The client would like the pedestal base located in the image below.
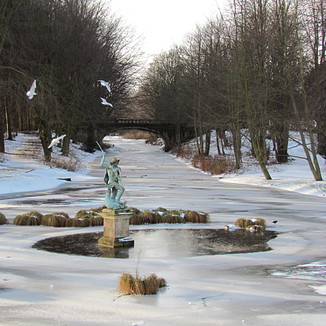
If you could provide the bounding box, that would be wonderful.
[98,209,134,248]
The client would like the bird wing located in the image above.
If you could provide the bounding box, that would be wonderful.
[48,140,55,148]
[105,83,112,93]
[26,80,37,99]
[57,134,66,141]
[31,80,36,92]
[98,79,111,93]
[48,134,66,148]
[100,97,111,105]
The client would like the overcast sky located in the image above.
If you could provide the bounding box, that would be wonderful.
[107,0,228,62]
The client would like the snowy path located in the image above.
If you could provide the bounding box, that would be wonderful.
[1,137,326,325]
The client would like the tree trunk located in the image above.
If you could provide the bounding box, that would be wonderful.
[39,127,52,162]
[317,129,326,157]
[251,130,272,180]
[0,101,5,152]
[61,134,70,156]
[273,124,289,163]
[4,99,13,140]
[257,158,272,180]
[215,129,222,155]
[231,127,242,170]
[290,91,323,181]
[204,130,210,156]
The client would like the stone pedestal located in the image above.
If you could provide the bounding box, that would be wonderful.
[98,209,134,248]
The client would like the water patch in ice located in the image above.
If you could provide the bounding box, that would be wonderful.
[33,228,277,259]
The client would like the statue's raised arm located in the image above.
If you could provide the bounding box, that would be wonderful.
[100,153,111,169]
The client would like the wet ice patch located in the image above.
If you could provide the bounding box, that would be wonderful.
[310,285,326,296]
[272,261,326,282]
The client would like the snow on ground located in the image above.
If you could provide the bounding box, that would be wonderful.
[0,131,325,197]
[0,133,97,195]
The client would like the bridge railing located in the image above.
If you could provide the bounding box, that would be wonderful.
[114,119,171,125]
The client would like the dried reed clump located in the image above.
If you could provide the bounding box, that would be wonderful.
[129,207,209,225]
[41,212,69,227]
[13,211,43,226]
[75,209,100,219]
[191,155,235,175]
[254,218,266,227]
[130,210,160,225]
[0,212,9,225]
[50,153,82,172]
[65,218,86,227]
[235,218,253,228]
[119,273,167,295]
[120,130,153,140]
[235,217,266,230]
[184,210,209,223]
[171,144,193,160]
[127,207,141,214]
[87,216,104,226]
[160,214,184,224]
[71,209,104,227]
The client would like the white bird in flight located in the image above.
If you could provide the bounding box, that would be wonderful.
[26,80,37,99]
[100,97,113,107]
[48,134,66,149]
[98,80,112,93]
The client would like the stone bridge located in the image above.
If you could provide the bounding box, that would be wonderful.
[80,119,195,152]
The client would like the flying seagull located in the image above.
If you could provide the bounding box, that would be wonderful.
[100,97,113,107]
[48,134,66,149]
[26,80,37,99]
[98,80,112,93]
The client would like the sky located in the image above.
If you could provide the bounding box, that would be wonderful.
[107,0,228,61]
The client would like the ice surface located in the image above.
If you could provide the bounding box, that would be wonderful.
[1,133,326,325]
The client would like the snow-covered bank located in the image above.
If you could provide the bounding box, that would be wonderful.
[0,133,97,195]
[180,131,326,198]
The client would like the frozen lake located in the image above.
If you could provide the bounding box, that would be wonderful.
[1,137,326,325]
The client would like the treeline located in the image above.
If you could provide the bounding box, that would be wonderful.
[137,0,325,181]
[0,0,140,159]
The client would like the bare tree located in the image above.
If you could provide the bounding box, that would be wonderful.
[0,0,140,158]
[301,0,326,156]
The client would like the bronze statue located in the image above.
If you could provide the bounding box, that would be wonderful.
[101,154,126,209]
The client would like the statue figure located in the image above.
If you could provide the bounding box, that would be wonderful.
[101,154,126,210]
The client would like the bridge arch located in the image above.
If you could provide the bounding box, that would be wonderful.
[93,120,195,152]
[76,120,195,152]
